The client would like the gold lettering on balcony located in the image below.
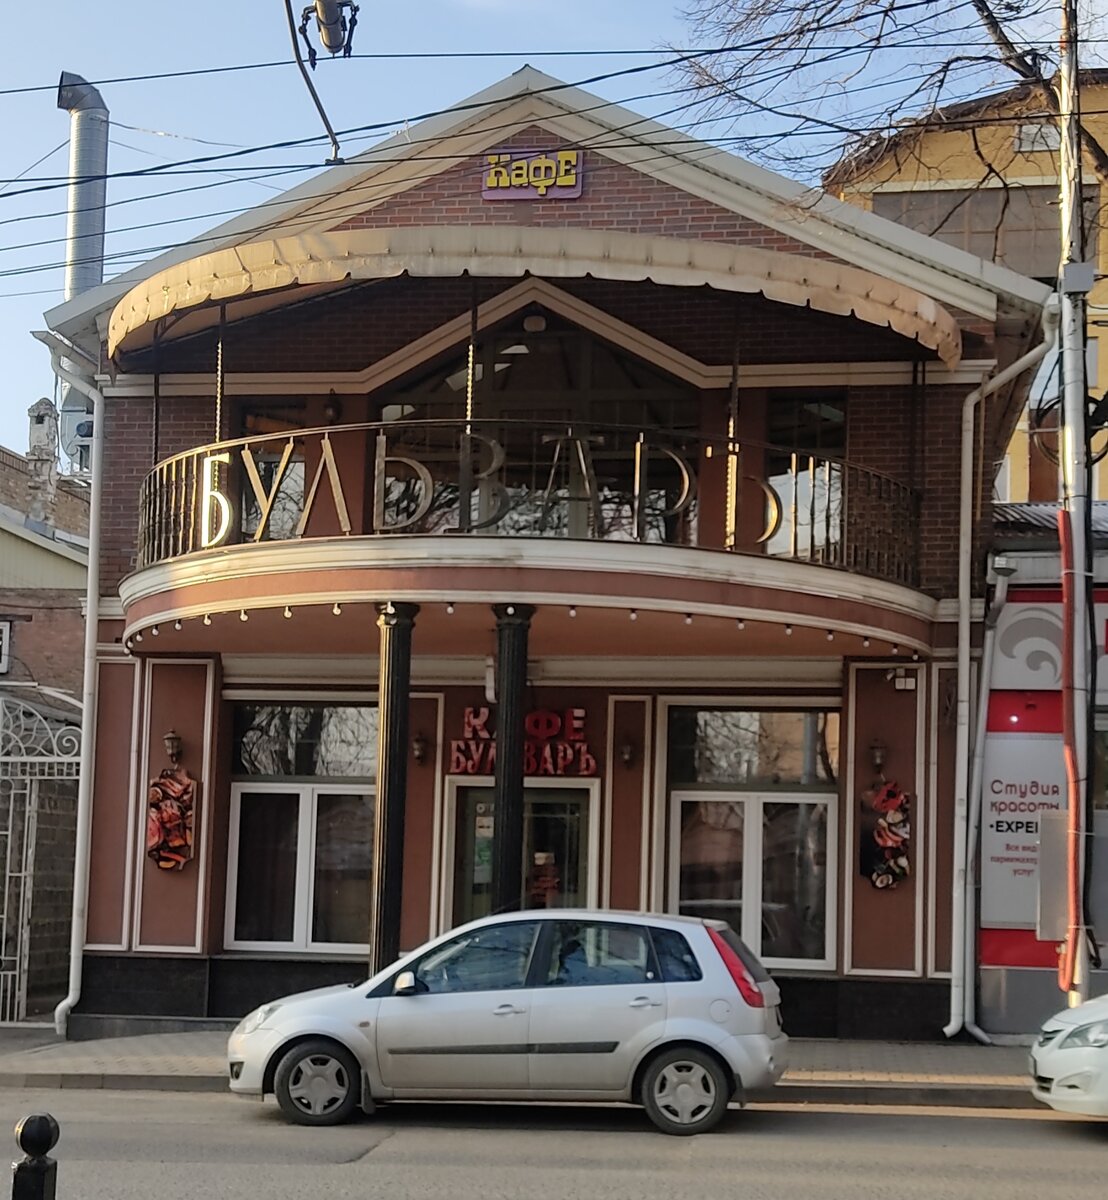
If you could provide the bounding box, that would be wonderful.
[240,440,296,543]
[372,433,434,531]
[200,453,232,548]
[455,433,510,533]
[297,435,352,538]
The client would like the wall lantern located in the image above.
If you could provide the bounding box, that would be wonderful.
[412,732,428,765]
[619,740,636,768]
[869,739,887,773]
[163,729,183,766]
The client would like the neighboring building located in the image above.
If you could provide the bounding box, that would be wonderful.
[41,68,1052,1039]
[0,403,87,1020]
[825,71,1108,503]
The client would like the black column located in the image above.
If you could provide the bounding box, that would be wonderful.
[491,603,535,914]
[370,601,419,972]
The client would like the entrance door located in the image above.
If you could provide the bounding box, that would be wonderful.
[448,779,599,928]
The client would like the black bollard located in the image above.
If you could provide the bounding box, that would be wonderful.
[11,1115,59,1200]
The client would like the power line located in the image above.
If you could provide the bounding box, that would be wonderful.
[0,54,1009,263]
[0,4,1063,195]
[3,34,1104,99]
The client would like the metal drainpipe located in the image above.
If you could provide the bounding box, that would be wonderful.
[946,299,1059,1039]
[33,331,104,1038]
[962,560,1016,1044]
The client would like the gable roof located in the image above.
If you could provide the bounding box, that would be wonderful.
[825,69,1108,189]
[45,65,1050,355]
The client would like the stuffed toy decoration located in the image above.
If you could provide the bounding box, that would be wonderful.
[860,778,912,889]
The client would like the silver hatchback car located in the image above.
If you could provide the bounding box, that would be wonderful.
[227,909,788,1135]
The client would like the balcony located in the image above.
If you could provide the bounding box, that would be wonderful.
[135,419,920,590]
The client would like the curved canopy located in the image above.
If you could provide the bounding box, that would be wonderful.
[108,224,963,365]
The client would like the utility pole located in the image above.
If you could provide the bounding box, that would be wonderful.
[1057,0,1094,1006]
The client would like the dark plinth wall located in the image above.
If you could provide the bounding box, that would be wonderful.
[74,954,951,1040]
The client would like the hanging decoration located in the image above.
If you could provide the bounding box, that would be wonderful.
[859,777,912,889]
[146,766,197,871]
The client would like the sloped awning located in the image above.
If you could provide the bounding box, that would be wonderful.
[107,225,963,365]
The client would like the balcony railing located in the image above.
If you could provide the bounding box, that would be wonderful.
[136,419,920,588]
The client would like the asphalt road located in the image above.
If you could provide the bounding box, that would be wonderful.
[2,1090,1105,1200]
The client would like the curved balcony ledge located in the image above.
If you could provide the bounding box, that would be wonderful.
[136,419,922,593]
[119,535,936,650]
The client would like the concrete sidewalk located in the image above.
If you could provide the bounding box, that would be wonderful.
[0,1028,1036,1108]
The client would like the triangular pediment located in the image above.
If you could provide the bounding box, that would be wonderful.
[47,66,1048,352]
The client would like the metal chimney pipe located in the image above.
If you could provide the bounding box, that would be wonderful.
[57,71,109,301]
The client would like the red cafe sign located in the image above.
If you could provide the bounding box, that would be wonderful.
[448,706,598,777]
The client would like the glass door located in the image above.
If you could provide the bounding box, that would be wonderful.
[671,791,835,969]
[451,783,595,925]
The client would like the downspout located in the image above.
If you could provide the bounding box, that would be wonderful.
[33,330,104,1037]
[962,557,1016,1044]
[946,297,1059,1039]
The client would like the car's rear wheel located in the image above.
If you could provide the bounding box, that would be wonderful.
[640,1047,731,1136]
[273,1038,361,1126]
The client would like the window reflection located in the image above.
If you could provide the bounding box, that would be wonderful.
[233,704,378,778]
[668,708,839,790]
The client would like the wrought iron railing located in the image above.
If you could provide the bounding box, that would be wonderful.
[136,419,920,587]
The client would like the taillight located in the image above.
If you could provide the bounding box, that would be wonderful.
[707,927,764,1008]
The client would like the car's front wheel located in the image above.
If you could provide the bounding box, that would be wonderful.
[273,1038,361,1126]
[640,1047,731,1136]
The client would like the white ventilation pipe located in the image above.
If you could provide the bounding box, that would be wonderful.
[33,331,104,1037]
[946,298,1059,1039]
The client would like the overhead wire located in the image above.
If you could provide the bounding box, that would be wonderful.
[0,0,1066,195]
[0,52,1010,266]
[0,45,1021,283]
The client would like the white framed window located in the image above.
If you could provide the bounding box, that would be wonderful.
[669,790,838,971]
[226,782,374,953]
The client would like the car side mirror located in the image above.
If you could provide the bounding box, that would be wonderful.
[394,970,419,996]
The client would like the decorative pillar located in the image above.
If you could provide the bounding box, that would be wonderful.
[491,603,535,913]
[370,601,419,972]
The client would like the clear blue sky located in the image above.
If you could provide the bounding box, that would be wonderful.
[0,0,691,455]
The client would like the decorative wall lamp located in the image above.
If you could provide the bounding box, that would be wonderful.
[619,740,636,768]
[163,729,183,766]
[411,732,428,765]
[869,739,887,774]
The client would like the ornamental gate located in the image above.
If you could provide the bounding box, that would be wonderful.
[0,695,80,1022]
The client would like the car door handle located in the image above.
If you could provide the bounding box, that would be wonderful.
[629,997,663,1009]
[493,1003,526,1016]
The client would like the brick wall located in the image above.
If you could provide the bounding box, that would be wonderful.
[0,446,89,537]
[334,125,837,257]
[849,382,983,597]
[130,275,930,376]
[0,589,85,696]
[100,396,217,594]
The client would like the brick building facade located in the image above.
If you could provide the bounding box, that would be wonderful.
[41,69,1051,1045]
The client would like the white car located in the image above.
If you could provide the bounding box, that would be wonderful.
[228,909,788,1135]
[1031,993,1108,1116]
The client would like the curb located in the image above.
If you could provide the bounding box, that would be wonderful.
[0,1072,1040,1109]
[763,1082,1040,1110]
[0,1072,227,1093]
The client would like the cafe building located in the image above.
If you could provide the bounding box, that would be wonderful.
[40,68,1052,1038]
